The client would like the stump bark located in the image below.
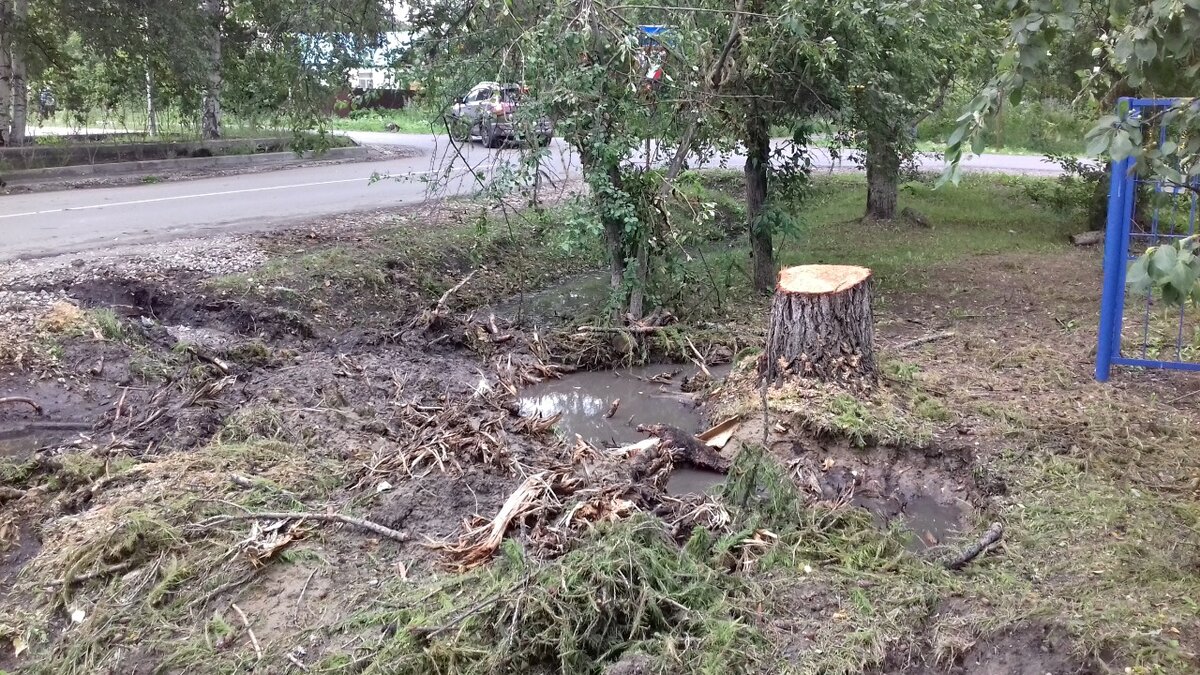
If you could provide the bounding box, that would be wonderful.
[764,265,877,385]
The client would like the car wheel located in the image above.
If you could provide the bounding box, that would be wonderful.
[482,123,501,149]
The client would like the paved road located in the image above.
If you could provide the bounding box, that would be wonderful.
[0,131,1063,261]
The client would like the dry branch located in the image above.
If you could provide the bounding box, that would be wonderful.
[47,560,135,587]
[436,270,477,314]
[577,325,662,335]
[231,602,263,661]
[893,331,956,351]
[946,522,1004,570]
[203,511,408,542]
[0,396,43,414]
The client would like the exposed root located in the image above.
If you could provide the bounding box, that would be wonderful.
[0,396,43,415]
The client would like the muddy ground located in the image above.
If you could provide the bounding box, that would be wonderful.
[1,175,1198,674]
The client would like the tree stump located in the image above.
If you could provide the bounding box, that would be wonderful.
[764,265,877,386]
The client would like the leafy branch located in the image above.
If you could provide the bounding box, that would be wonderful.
[1127,235,1200,307]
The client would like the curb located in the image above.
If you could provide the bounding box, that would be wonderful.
[3,145,371,184]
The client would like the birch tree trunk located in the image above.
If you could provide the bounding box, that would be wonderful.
[0,0,12,146]
[201,0,223,140]
[764,265,877,387]
[8,0,26,146]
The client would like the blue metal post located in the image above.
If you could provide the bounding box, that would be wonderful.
[1096,156,1130,381]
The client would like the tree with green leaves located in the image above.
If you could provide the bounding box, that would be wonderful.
[842,0,994,221]
[945,0,1200,305]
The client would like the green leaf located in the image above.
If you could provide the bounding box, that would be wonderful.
[1169,262,1197,300]
[947,125,967,148]
[1086,132,1111,157]
[1110,132,1134,161]
[1135,39,1157,62]
[1126,255,1153,293]
[1150,244,1179,277]
[1161,140,1179,156]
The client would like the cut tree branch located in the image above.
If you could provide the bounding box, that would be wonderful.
[945,522,1003,570]
[203,511,408,542]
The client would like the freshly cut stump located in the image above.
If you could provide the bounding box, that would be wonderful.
[764,265,877,386]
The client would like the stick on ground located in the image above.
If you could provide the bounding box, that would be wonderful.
[893,331,956,351]
[0,396,43,415]
[204,511,408,542]
[231,602,263,661]
[945,522,1004,570]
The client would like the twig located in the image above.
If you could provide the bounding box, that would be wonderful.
[204,511,408,542]
[577,325,662,335]
[0,396,43,415]
[892,331,956,351]
[604,398,621,419]
[231,602,263,661]
[435,270,477,314]
[287,653,309,671]
[47,560,135,587]
[1166,388,1200,405]
[685,336,711,378]
[188,569,261,609]
[945,522,1004,570]
[294,568,318,620]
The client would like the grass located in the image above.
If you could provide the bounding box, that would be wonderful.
[326,107,440,134]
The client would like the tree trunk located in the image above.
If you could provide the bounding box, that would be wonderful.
[865,133,899,221]
[146,65,159,136]
[764,265,877,386]
[0,0,12,147]
[745,107,774,293]
[628,236,649,320]
[8,0,26,146]
[201,0,223,140]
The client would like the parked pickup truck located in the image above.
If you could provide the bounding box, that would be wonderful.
[448,81,553,148]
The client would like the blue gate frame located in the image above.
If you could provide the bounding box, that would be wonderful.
[1096,97,1200,381]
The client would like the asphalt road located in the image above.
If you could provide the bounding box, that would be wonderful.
[0,131,1064,261]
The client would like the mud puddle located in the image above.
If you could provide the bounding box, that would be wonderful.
[855,493,966,552]
[488,272,609,325]
[666,467,726,496]
[0,424,92,460]
[518,363,731,447]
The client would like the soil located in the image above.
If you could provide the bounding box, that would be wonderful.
[1,194,1197,673]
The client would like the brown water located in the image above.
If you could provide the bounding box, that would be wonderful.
[855,493,966,551]
[518,363,731,447]
[665,467,726,496]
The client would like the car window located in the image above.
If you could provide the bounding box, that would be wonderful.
[500,88,521,103]
[474,88,493,102]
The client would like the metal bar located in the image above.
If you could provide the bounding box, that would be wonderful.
[1096,151,1132,381]
[1111,356,1200,373]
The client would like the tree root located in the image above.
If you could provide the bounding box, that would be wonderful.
[0,396,43,415]
[945,522,1003,570]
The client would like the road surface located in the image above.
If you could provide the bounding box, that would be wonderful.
[0,131,1064,261]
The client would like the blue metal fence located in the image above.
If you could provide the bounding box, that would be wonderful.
[1096,97,1200,381]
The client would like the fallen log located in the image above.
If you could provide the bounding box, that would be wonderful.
[636,424,730,472]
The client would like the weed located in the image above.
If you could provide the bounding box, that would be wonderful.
[912,393,952,422]
[882,359,921,383]
[89,309,125,342]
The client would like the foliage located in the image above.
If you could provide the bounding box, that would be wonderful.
[945,0,1200,184]
[1127,235,1200,307]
